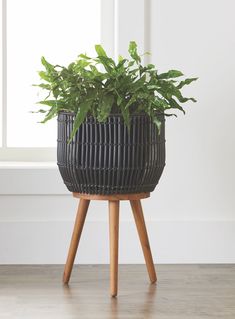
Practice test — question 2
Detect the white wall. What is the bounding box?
[0,0,235,264]
[151,0,235,222]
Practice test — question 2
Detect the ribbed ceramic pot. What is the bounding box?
[57,111,165,194]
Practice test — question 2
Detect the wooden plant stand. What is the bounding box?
[63,192,157,297]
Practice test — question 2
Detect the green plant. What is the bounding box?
[35,41,197,141]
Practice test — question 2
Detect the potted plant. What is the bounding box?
[35,41,197,194]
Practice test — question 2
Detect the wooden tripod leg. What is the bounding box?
[109,200,120,297]
[63,199,90,284]
[130,200,157,283]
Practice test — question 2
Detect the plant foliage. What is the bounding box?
[35,41,197,141]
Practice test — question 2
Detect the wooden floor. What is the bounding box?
[0,265,235,319]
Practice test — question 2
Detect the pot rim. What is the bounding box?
[58,110,165,118]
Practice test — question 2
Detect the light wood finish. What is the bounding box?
[63,199,90,284]
[108,200,120,297]
[73,192,150,201]
[130,199,157,283]
[64,193,153,296]
[1,265,235,318]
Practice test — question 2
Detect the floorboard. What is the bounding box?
[0,265,234,319]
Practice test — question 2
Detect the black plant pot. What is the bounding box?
[57,111,166,195]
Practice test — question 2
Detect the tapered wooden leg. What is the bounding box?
[130,200,157,283]
[63,199,90,284]
[109,200,120,297]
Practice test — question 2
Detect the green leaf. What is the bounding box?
[118,55,124,62]
[177,77,198,89]
[157,80,197,104]
[68,99,93,143]
[153,97,170,110]
[30,109,47,114]
[168,98,185,114]
[41,56,54,72]
[41,106,58,123]
[128,61,135,67]
[78,53,92,60]
[171,85,197,103]
[158,70,184,79]
[147,84,159,90]
[95,44,107,57]
[97,94,114,122]
[151,114,162,135]
[117,95,123,106]
[95,55,116,73]
[33,83,51,89]
[146,64,155,69]
[116,58,127,69]
[164,112,177,117]
[68,62,75,71]
[38,100,64,107]
[128,41,141,64]
[178,96,197,103]
[125,95,136,110]
[131,75,146,93]
[120,103,130,128]
[52,88,60,99]
[78,59,91,67]
[38,71,51,82]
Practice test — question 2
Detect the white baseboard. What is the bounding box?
[0,220,234,264]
